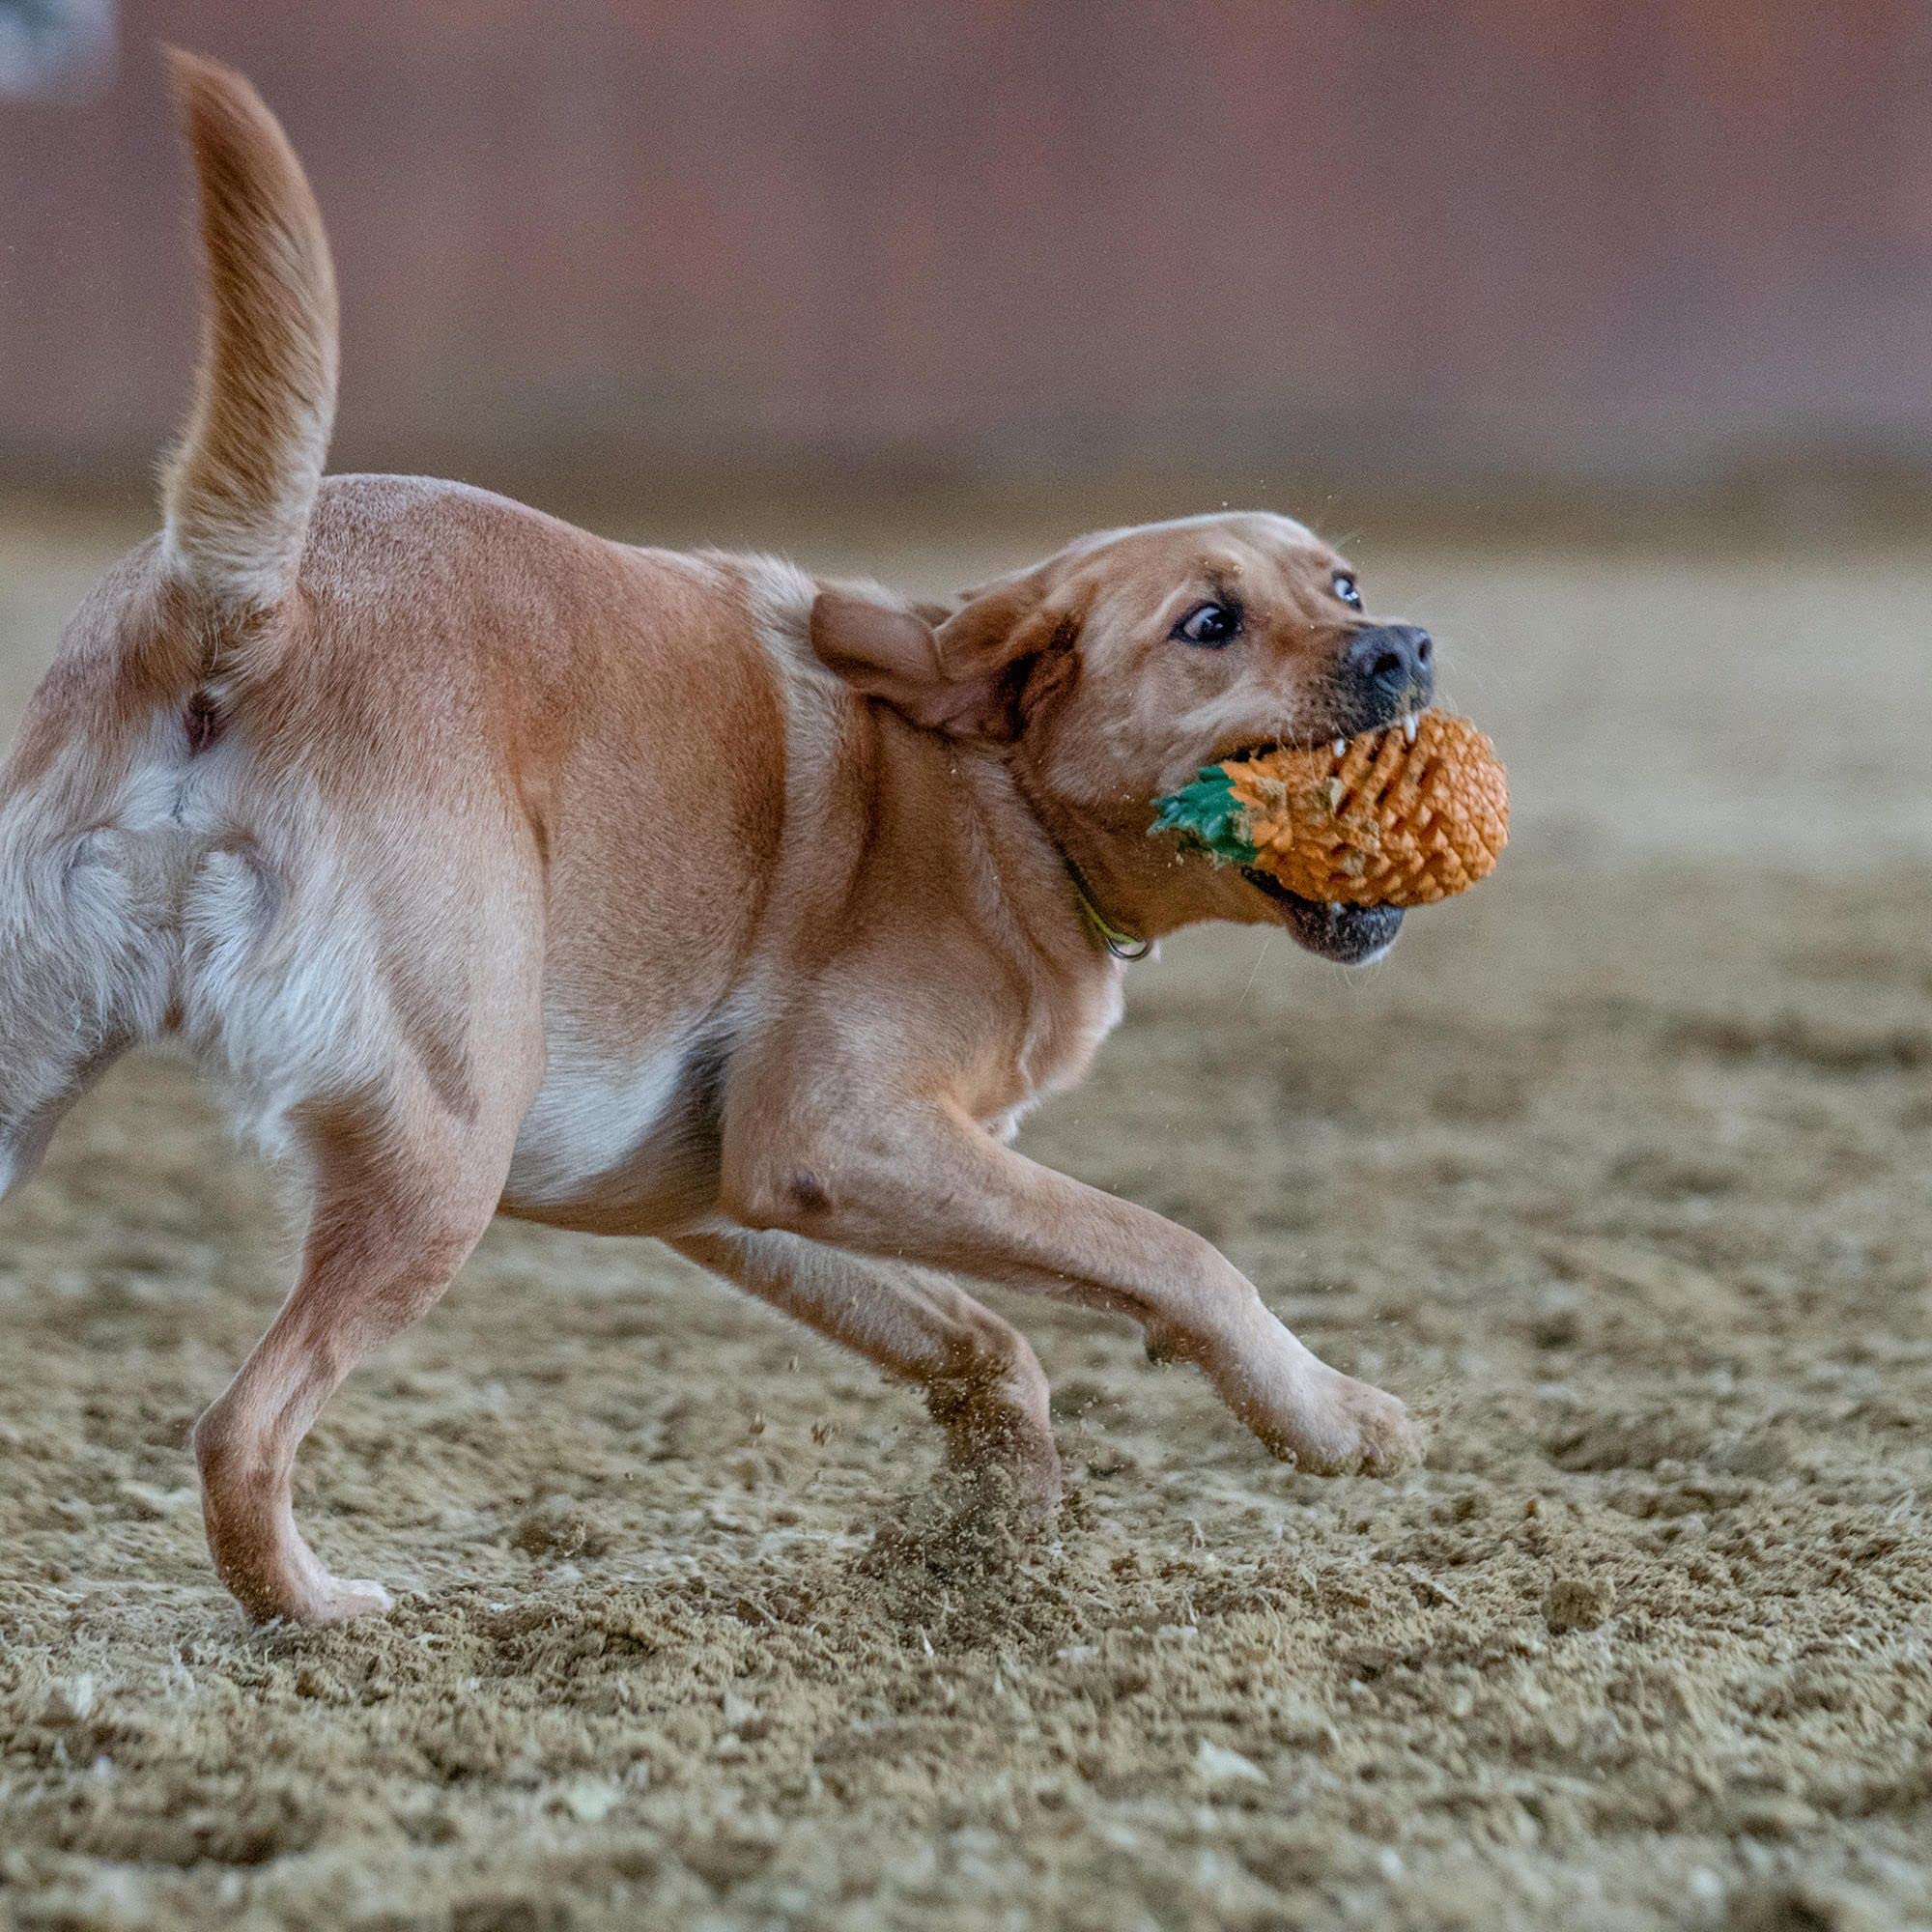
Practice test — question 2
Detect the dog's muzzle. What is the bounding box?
[1330,624,1435,738]
[1244,869,1406,964]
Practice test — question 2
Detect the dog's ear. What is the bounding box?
[810,582,1069,742]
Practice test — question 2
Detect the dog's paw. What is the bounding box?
[1196,1302,1423,1478]
[1271,1367,1421,1477]
[284,1576,394,1627]
[942,1427,1065,1529]
[1222,1355,1421,1478]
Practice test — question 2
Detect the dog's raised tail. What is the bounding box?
[159,49,337,625]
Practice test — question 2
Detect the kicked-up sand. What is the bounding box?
[0,507,1927,1930]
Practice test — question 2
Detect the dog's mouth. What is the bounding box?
[1242,868,1405,964]
[1207,736,1405,966]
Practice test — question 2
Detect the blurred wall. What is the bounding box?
[3,0,1929,506]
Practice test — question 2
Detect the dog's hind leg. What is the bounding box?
[187,848,545,1627]
[0,824,174,1205]
[189,1067,532,1624]
[0,1046,122,1207]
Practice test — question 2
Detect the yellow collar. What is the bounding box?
[1068,866,1151,961]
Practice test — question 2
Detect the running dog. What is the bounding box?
[0,53,1434,1622]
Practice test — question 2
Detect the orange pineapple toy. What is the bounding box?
[1150,711,1509,907]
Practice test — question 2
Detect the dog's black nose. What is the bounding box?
[1344,624,1435,709]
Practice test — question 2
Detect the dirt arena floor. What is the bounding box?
[1,506,1928,1931]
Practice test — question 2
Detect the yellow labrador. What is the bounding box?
[0,53,1435,1623]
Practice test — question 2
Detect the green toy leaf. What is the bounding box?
[1150,765,1261,867]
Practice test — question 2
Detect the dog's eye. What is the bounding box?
[1332,573,1363,611]
[1173,601,1240,646]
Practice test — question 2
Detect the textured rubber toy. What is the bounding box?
[1150,711,1509,907]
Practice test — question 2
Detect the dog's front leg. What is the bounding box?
[720,1089,1419,1478]
[670,1228,1061,1522]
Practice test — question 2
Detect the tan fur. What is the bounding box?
[160,49,338,627]
[0,57,1435,1624]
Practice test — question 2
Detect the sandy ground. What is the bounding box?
[1,506,1928,1931]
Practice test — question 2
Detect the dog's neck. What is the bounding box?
[1007,755,1245,951]
[857,709,1245,973]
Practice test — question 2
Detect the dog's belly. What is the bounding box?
[499,1023,726,1236]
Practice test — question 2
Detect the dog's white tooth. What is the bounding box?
[1332,738,1348,758]
[1403,713,1419,744]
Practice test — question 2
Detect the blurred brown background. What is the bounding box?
[5,0,1929,522]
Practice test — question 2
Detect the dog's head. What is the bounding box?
[810,512,1435,964]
